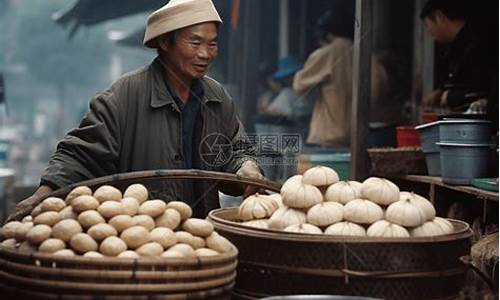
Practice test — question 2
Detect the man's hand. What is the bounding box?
[237,160,264,180]
[236,160,266,198]
[422,89,443,107]
[14,185,53,214]
[440,90,449,106]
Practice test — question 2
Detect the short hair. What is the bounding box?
[315,3,355,41]
[156,30,178,55]
[420,0,470,20]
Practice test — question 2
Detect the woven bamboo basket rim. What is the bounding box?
[9,169,282,222]
[209,208,472,244]
[367,147,424,153]
[0,282,234,300]
[0,269,236,293]
[0,244,238,267]
[237,259,466,279]
[0,257,237,280]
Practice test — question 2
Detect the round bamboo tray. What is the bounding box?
[0,248,236,299]
[2,170,279,299]
[208,208,473,300]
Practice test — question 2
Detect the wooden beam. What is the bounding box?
[351,0,373,181]
[411,0,435,124]
[279,0,290,58]
[239,0,261,128]
[298,0,308,59]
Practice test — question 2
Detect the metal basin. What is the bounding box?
[439,119,491,144]
[438,142,493,185]
[415,121,440,153]
[424,151,441,176]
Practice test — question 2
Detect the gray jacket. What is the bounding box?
[41,58,256,216]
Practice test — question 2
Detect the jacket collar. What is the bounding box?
[150,57,222,109]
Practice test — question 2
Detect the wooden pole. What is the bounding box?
[239,0,261,129]
[351,0,373,181]
[298,0,307,59]
[279,0,290,59]
[412,0,435,124]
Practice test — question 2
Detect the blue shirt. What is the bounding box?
[165,79,204,206]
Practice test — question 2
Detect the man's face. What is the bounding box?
[424,12,453,43]
[163,22,218,81]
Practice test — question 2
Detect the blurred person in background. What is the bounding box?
[293,5,391,148]
[265,56,314,141]
[264,56,302,117]
[15,0,263,218]
[256,63,282,115]
[421,0,498,128]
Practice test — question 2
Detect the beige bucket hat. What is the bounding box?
[143,0,223,48]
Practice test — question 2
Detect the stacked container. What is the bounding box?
[415,121,441,176]
[416,119,494,185]
[437,119,493,185]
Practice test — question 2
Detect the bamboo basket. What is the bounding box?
[209,208,473,300]
[367,147,427,175]
[1,170,280,300]
[0,247,236,299]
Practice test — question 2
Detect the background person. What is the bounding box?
[420,0,498,128]
[293,8,391,148]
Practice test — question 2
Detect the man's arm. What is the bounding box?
[220,97,264,197]
[41,91,120,189]
[15,91,121,213]
[422,89,443,107]
[293,47,332,96]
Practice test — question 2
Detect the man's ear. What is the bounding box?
[158,38,169,52]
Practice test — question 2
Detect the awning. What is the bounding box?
[52,0,166,37]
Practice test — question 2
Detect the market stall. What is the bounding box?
[0,0,497,299]
[0,167,479,300]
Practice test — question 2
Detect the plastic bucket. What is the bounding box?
[396,126,421,147]
[439,119,492,144]
[424,152,441,176]
[415,122,441,176]
[437,142,493,185]
[415,121,440,153]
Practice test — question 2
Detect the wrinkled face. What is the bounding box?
[161,22,218,81]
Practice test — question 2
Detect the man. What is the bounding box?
[16,0,263,217]
[293,8,390,147]
[421,0,498,126]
